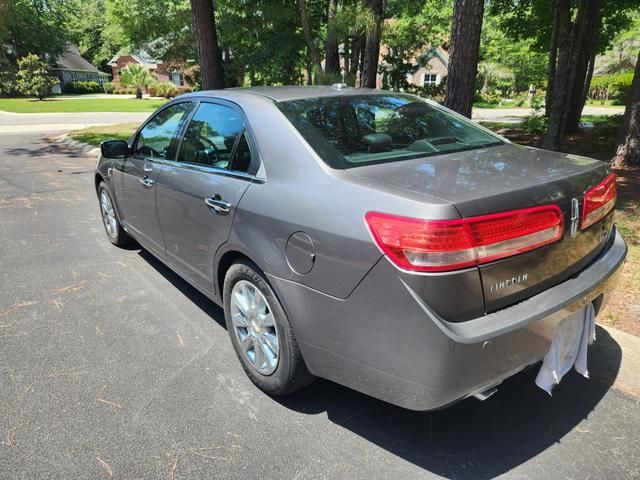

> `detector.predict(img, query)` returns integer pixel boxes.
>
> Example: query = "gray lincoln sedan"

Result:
[95,86,626,410]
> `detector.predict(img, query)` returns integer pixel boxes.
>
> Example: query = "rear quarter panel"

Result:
[229,96,461,299]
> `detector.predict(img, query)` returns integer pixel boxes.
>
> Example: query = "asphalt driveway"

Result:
[0,132,639,479]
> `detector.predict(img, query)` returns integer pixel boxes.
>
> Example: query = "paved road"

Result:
[0,112,151,134]
[0,104,625,134]
[471,105,625,123]
[0,132,639,479]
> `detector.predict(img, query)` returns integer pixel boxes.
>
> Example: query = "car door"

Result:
[112,102,194,256]
[155,100,258,292]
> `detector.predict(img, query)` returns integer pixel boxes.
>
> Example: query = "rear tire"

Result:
[98,182,132,247]
[223,260,314,395]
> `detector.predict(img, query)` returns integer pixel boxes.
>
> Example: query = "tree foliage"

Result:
[382,0,452,91]
[2,0,70,63]
[119,63,154,98]
[16,53,58,100]
[479,14,548,92]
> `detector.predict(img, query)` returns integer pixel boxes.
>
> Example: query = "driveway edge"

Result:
[593,324,640,397]
[51,133,100,157]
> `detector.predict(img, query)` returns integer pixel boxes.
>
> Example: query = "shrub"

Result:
[16,53,58,100]
[102,82,115,94]
[513,94,528,107]
[119,64,154,99]
[148,82,184,98]
[522,114,547,134]
[63,81,102,94]
[589,73,634,105]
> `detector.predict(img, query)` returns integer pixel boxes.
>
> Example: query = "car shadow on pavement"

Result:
[277,327,622,479]
[138,249,227,329]
[137,249,622,479]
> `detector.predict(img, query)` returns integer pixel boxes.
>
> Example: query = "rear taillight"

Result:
[365,206,564,272]
[582,173,616,229]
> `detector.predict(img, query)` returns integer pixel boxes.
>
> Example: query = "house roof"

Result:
[107,48,160,68]
[52,45,106,73]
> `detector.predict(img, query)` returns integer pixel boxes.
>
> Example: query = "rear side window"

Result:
[134,102,193,159]
[177,102,252,172]
[277,94,503,169]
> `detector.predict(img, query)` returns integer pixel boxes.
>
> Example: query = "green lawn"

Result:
[584,99,625,108]
[472,101,524,109]
[0,97,166,113]
[68,123,139,145]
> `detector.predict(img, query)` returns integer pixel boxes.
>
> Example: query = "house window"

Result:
[423,73,438,86]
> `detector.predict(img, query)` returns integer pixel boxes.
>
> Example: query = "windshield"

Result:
[277,94,504,169]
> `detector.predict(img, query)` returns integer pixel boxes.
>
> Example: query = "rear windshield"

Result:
[277,94,504,169]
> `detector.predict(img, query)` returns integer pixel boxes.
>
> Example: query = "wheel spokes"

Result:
[230,280,280,375]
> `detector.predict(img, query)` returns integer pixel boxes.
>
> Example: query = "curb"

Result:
[594,324,640,397]
[51,133,100,157]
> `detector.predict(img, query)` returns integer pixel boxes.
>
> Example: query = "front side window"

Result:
[177,103,251,172]
[277,94,503,169]
[134,102,193,159]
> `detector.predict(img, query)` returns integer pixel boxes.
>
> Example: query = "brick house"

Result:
[406,47,449,88]
[108,49,185,86]
[377,46,449,89]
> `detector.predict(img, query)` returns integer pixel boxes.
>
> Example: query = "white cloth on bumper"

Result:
[535,303,596,395]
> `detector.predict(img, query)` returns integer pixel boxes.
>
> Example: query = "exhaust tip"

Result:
[473,386,498,401]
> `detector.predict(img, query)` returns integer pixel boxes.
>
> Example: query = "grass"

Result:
[68,123,139,145]
[585,99,625,108]
[472,101,523,109]
[0,97,166,113]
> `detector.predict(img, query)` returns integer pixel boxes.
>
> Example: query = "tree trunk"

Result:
[444,0,485,118]
[343,43,350,78]
[612,50,640,167]
[190,0,225,90]
[577,49,596,119]
[348,36,362,80]
[358,34,366,85]
[298,0,322,82]
[565,0,600,134]
[325,0,340,75]
[543,0,572,150]
[361,0,385,89]
[545,5,559,116]
[136,88,142,99]
[305,59,313,85]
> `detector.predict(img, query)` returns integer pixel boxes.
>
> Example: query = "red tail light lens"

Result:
[582,173,616,229]
[365,206,564,272]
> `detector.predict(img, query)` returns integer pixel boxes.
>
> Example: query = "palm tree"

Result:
[119,64,154,99]
[477,62,514,95]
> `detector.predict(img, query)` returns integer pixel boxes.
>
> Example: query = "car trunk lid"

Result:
[348,143,614,312]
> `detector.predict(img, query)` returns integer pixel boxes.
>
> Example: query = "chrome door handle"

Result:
[139,175,154,188]
[204,196,232,215]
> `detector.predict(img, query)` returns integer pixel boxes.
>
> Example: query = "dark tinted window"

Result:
[134,102,193,159]
[177,103,251,172]
[229,132,252,173]
[277,94,503,169]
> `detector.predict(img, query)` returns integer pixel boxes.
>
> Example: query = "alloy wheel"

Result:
[100,190,118,240]
[230,280,280,375]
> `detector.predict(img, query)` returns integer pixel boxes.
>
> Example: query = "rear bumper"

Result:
[268,229,627,411]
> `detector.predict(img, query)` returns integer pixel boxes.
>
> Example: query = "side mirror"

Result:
[101,140,129,158]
